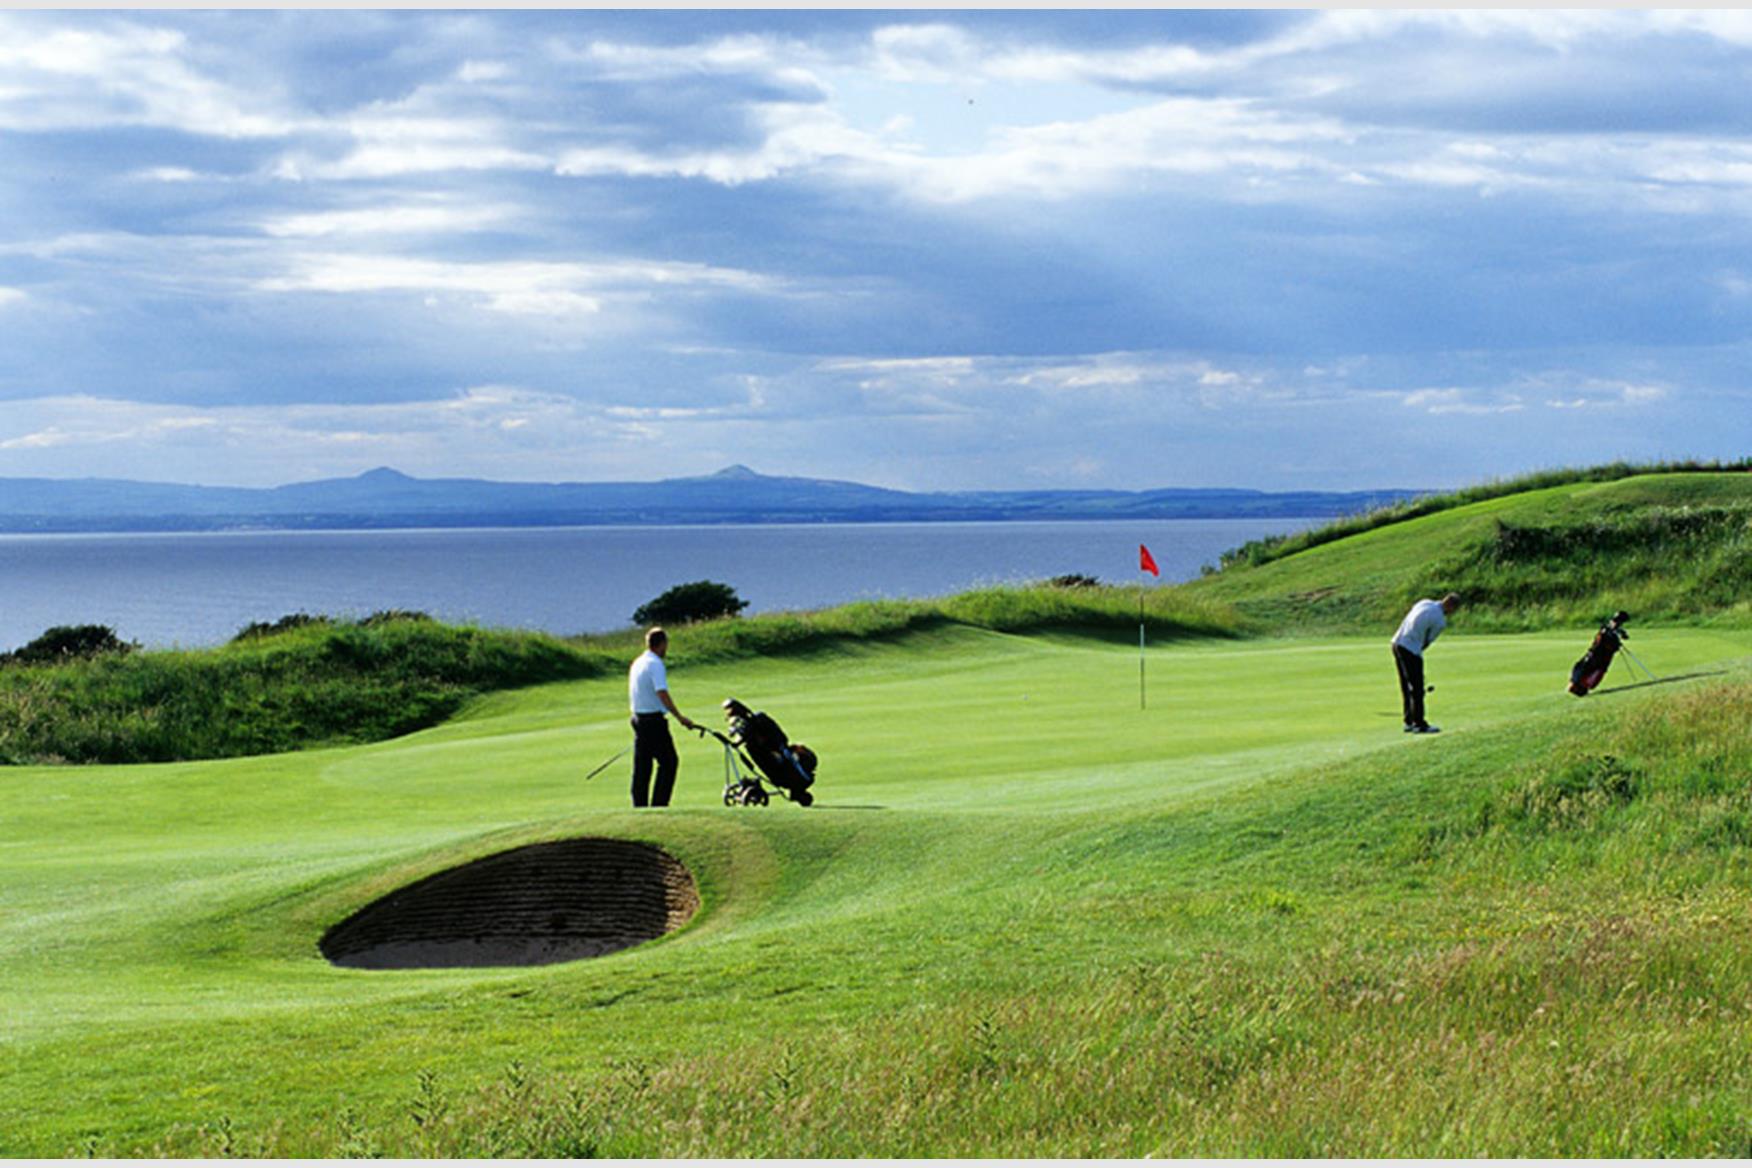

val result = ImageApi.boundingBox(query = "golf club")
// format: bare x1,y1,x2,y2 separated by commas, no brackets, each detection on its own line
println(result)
583,746,629,781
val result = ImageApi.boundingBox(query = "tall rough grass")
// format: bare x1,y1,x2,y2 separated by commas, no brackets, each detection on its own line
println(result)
1213,459,1752,574
0,584,1248,765
0,616,618,765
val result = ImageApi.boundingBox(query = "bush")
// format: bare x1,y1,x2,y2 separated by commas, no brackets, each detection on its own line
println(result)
232,613,332,643
2,624,138,666
632,580,749,626
1046,573,1102,589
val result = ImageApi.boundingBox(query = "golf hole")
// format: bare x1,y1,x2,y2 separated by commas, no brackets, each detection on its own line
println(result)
319,838,700,970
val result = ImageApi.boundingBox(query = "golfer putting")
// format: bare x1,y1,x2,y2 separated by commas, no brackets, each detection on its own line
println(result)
1391,592,1460,734
627,626,697,807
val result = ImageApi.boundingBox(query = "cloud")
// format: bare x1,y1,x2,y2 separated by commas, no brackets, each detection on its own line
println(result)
259,203,520,238
272,111,549,180
1534,378,1671,410
0,12,300,137
0,288,26,309
255,252,777,318
1401,388,1527,415
0,387,680,482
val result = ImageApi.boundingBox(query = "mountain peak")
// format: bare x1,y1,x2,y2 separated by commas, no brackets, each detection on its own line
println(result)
356,467,414,483
708,464,763,481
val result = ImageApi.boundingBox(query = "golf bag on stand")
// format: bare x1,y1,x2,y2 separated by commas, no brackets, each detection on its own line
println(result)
1568,611,1631,696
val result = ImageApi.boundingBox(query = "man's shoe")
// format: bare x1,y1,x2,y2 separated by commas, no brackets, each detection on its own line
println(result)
1411,723,1441,734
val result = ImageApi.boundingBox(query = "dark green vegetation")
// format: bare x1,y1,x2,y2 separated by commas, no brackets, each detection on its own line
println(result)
631,579,750,626
0,623,138,666
1189,470,1752,632
0,615,606,765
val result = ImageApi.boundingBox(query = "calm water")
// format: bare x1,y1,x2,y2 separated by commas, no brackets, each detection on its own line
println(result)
0,519,1313,651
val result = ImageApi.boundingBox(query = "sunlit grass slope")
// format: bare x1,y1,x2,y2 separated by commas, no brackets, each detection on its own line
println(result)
4,621,1750,1156
1186,471,1752,632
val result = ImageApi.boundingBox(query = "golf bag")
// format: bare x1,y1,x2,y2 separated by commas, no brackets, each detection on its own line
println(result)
1568,611,1631,696
709,698,817,807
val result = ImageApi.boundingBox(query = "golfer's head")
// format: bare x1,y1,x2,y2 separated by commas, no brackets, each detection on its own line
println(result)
645,627,668,654
1441,592,1461,614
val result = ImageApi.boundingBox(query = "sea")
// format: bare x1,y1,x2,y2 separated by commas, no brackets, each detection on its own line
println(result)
0,518,1316,651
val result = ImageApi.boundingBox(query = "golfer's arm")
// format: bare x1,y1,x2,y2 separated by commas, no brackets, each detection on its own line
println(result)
657,689,693,729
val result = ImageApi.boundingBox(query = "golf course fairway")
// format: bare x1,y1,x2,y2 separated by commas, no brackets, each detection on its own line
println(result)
4,623,1751,1156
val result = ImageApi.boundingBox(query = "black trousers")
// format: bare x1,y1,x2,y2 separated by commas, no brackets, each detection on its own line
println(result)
1392,644,1427,728
630,713,678,807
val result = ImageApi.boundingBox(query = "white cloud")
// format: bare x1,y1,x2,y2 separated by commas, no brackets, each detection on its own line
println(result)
0,13,300,137
260,203,518,238
255,252,775,318
273,112,548,181
0,388,641,474
1402,388,1527,415
131,166,202,183
0,287,26,309
1539,379,1670,409
551,32,824,93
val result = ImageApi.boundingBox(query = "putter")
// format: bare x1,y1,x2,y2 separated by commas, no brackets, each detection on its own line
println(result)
583,746,629,781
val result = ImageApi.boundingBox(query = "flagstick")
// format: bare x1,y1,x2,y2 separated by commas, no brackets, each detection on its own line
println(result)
1139,576,1146,711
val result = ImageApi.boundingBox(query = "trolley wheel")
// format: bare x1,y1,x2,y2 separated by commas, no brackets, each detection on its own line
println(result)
723,789,736,807
795,790,813,807
753,786,770,806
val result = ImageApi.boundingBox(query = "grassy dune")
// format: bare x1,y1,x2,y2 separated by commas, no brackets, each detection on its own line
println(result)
3,620,1750,1156
1187,470,1752,631
0,588,1242,765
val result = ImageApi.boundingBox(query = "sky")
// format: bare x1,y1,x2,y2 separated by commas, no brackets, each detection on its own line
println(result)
2,8,1752,492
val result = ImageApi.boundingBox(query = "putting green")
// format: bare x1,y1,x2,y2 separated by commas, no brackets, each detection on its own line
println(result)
1,624,1747,1153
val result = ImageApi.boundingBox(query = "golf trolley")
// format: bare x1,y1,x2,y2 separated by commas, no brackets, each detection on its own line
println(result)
700,726,775,806
696,698,817,808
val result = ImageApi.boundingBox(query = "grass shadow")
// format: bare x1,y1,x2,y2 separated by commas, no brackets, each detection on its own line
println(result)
1591,669,1729,696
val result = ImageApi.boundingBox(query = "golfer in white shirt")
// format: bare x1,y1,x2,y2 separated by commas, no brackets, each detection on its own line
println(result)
1391,593,1460,734
627,627,696,806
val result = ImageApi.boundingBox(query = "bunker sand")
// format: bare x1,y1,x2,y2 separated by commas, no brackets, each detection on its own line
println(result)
319,838,699,970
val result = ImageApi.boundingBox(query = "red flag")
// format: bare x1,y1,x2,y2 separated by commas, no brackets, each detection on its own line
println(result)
1139,543,1159,577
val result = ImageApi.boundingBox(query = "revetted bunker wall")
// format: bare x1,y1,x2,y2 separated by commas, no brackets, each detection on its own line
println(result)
319,838,700,970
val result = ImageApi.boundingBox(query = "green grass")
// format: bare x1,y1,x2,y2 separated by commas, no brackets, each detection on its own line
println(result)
1187,471,1752,632
0,586,1244,765
3,620,1750,1156
1215,457,1752,572
7,464,1752,1155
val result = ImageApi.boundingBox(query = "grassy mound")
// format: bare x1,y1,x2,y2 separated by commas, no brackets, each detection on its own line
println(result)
1187,471,1752,632
0,586,1243,766
0,616,617,765
1215,458,1752,572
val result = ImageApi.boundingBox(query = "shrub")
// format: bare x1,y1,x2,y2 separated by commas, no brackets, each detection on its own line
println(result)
1046,573,1102,589
632,580,749,626
232,613,332,642
2,624,138,666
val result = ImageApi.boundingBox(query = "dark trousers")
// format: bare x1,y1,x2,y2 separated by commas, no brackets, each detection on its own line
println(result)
1392,644,1427,728
631,714,678,807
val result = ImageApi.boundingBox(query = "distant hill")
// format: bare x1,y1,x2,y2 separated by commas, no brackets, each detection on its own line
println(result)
0,465,1420,533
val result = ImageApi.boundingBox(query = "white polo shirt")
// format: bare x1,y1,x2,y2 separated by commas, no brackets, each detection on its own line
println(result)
1391,599,1447,657
628,649,669,715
